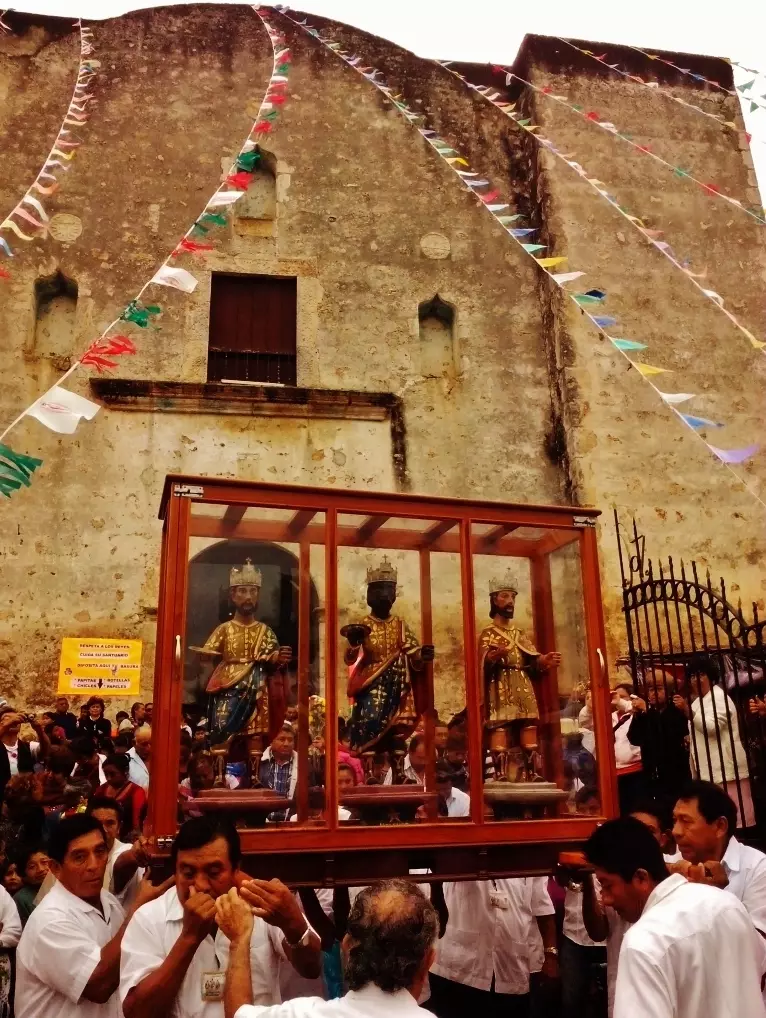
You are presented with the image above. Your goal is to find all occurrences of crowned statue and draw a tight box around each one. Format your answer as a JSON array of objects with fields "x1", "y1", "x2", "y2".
[
  {"x1": 196, "y1": 559, "x2": 291, "y2": 757},
  {"x1": 342, "y1": 556, "x2": 434, "y2": 777},
  {"x1": 479, "y1": 570, "x2": 561, "y2": 781}
]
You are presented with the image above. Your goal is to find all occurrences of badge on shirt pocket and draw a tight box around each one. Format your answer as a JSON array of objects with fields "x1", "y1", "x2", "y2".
[
  {"x1": 201, "y1": 971, "x2": 225, "y2": 1001},
  {"x1": 489, "y1": 891, "x2": 509, "y2": 909}
]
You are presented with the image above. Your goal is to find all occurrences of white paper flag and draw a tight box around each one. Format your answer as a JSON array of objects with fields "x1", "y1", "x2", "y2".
[
  {"x1": 150, "y1": 264, "x2": 199, "y2": 293},
  {"x1": 207, "y1": 190, "x2": 245, "y2": 208},
  {"x1": 551, "y1": 271, "x2": 586, "y2": 285},
  {"x1": 658, "y1": 392, "x2": 696, "y2": 406},
  {"x1": 26, "y1": 384, "x2": 100, "y2": 434}
]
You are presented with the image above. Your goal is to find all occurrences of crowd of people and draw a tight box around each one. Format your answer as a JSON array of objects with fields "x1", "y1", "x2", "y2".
[{"x1": 1, "y1": 651, "x2": 765, "y2": 1018}]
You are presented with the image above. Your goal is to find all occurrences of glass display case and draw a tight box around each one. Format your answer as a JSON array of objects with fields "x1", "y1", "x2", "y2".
[{"x1": 148, "y1": 476, "x2": 616, "y2": 883}]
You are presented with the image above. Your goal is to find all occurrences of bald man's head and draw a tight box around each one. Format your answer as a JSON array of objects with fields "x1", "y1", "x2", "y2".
[{"x1": 344, "y1": 878, "x2": 439, "y2": 996}]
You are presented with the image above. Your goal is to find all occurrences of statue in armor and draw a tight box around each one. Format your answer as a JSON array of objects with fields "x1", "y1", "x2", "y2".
[{"x1": 343, "y1": 556, "x2": 434, "y2": 777}]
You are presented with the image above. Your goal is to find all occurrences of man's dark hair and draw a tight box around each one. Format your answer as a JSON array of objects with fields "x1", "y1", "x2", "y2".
[
  {"x1": 585, "y1": 817, "x2": 668, "y2": 884},
  {"x1": 435, "y1": 764, "x2": 453, "y2": 784},
  {"x1": 70, "y1": 736, "x2": 97, "y2": 759},
  {"x1": 345, "y1": 879, "x2": 438, "y2": 992},
  {"x1": 685, "y1": 653, "x2": 719, "y2": 685},
  {"x1": 677, "y1": 780, "x2": 737, "y2": 839},
  {"x1": 48, "y1": 815, "x2": 106, "y2": 864},
  {"x1": 114, "y1": 731, "x2": 133, "y2": 751},
  {"x1": 87, "y1": 795, "x2": 123, "y2": 821},
  {"x1": 409, "y1": 733, "x2": 424, "y2": 755},
  {"x1": 104, "y1": 752, "x2": 130, "y2": 773},
  {"x1": 45, "y1": 745, "x2": 76, "y2": 777},
  {"x1": 630, "y1": 794, "x2": 674, "y2": 833},
  {"x1": 171, "y1": 816, "x2": 241, "y2": 868}
]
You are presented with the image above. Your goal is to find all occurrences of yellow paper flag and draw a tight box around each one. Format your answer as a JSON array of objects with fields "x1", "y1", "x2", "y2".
[
  {"x1": 445, "y1": 157, "x2": 469, "y2": 166},
  {"x1": 535, "y1": 256, "x2": 568, "y2": 268},
  {"x1": 633, "y1": 362, "x2": 668, "y2": 377},
  {"x1": 741, "y1": 327, "x2": 766, "y2": 350}
]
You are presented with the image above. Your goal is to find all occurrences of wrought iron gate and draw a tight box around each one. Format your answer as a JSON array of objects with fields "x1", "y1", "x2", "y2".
[{"x1": 615, "y1": 512, "x2": 766, "y2": 832}]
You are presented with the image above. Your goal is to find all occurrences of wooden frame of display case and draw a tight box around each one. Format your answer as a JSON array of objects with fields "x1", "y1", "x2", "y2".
[{"x1": 148, "y1": 475, "x2": 617, "y2": 883}]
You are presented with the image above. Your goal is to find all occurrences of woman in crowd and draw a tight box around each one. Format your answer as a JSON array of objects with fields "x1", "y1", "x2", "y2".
[
  {"x1": 76, "y1": 697, "x2": 112, "y2": 745},
  {"x1": 130, "y1": 702, "x2": 146, "y2": 728},
  {"x1": 96, "y1": 752, "x2": 147, "y2": 841}
]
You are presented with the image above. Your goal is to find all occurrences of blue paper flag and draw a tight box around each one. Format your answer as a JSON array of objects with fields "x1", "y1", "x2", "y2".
[
  {"x1": 590, "y1": 315, "x2": 617, "y2": 328},
  {"x1": 679, "y1": 413, "x2": 724, "y2": 431},
  {"x1": 509, "y1": 228, "x2": 536, "y2": 237},
  {"x1": 610, "y1": 338, "x2": 647, "y2": 351}
]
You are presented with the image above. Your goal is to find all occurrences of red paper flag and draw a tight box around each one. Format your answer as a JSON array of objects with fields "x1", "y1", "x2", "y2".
[
  {"x1": 254, "y1": 121, "x2": 272, "y2": 134},
  {"x1": 0, "y1": 268, "x2": 10, "y2": 280},
  {"x1": 541, "y1": 86, "x2": 553, "y2": 94},
  {"x1": 479, "y1": 189, "x2": 501, "y2": 204},
  {"x1": 703, "y1": 182, "x2": 721, "y2": 194},
  {"x1": 173, "y1": 238, "x2": 215, "y2": 256},
  {"x1": 491, "y1": 64, "x2": 505, "y2": 75},
  {"x1": 267, "y1": 92, "x2": 287, "y2": 105},
  {"x1": 586, "y1": 111, "x2": 600, "y2": 120},
  {"x1": 226, "y1": 171, "x2": 254, "y2": 189},
  {"x1": 80, "y1": 335, "x2": 137, "y2": 373},
  {"x1": 636, "y1": 144, "x2": 652, "y2": 153}
]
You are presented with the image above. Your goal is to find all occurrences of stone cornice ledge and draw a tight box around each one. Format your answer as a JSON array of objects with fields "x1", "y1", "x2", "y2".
[{"x1": 89, "y1": 379, "x2": 398, "y2": 423}]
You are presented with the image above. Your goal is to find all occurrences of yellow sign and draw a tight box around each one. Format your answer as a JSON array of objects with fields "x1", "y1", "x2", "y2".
[{"x1": 58, "y1": 638, "x2": 142, "y2": 696}]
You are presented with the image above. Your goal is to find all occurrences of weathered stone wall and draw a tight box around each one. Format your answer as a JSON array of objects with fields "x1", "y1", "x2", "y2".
[{"x1": 0, "y1": 10, "x2": 762, "y2": 716}]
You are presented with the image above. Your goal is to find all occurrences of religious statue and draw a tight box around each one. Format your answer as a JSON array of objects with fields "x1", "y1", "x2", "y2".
[
  {"x1": 479, "y1": 571, "x2": 561, "y2": 782},
  {"x1": 342, "y1": 556, "x2": 434, "y2": 779},
  {"x1": 196, "y1": 559, "x2": 291, "y2": 780}
]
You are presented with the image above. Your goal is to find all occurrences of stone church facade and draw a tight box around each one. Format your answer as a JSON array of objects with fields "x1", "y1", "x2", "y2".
[{"x1": 0, "y1": 7, "x2": 764, "y2": 709}]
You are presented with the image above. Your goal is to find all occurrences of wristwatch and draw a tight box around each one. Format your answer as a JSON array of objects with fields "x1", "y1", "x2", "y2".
[
  {"x1": 285, "y1": 923, "x2": 312, "y2": 949},
  {"x1": 544, "y1": 947, "x2": 559, "y2": 957}
]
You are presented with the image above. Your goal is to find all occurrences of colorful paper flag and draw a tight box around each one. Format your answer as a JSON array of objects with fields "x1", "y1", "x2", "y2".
[
  {"x1": 633, "y1": 362, "x2": 668, "y2": 377},
  {"x1": 150, "y1": 265, "x2": 199, "y2": 293},
  {"x1": 535, "y1": 256, "x2": 567, "y2": 268},
  {"x1": 609, "y1": 338, "x2": 647, "y2": 351},
  {"x1": 706, "y1": 443, "x2": 759, "y2": 464},
  {"x1": 590, "y1": 315, "x2": 617, "y2": 328},
  {"x1": 207, "y1": 191, "x2": 245, "y2": 208},
  {"x1": 658, "y1": 392, "x2": 695, "y2": 405},
  {"x1": 551, "y1": 271, "x2": 585, "y2": 285},
  {"x1": 0, "y1": 442, "x2": 42, "y2": 497},
  {"x1": 679, "y1": 413, "x2": 724, "y2": 431},
  {"x1": 522, "y1": 243, "x2": 547, "y2": 253},
  {"x1": 26, "y1": 384, "x2": 100, "y2": 435}
]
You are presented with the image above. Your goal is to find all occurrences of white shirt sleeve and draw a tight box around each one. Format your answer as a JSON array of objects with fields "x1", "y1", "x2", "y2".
[
  {"x1": 0, "y1": 885, "x2": 21, "y2": 948},
  {"x1": 739, "y1": 859, "x2": 766, "y2": 935},
  {"x1": 29, "y1": 741, "x2": 40, "y2": 761},
  {"x1": 119, "y1": 907, "x2": 166, "y2": 1003},
  {"x1": 234, "y1": 1001, "x2": 320, "y2": 1018},
  {"x1": 530, "y1": 877, "x2": 555, "y2": 917},
  {"x1": 21, "y1": 918, "x2": 102, "y2": 1003},
  {"x1": 614, "y1": 940, "x2": 675, "y2": 1018}
]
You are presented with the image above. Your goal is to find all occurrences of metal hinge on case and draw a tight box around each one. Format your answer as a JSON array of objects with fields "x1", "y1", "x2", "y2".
[
  {"x1": 173, "y1": 484, "x2": 204, "y2": 498},
  {"x1": 573, "y1": 516, "x2": 596, "y2": 528}
]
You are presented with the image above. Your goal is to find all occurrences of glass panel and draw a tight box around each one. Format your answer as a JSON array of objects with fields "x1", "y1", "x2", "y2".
[
  {"x1": 335, "y1": 512, "x2": 469, "y2": 825},
  {"x1": 181, "y1": 505, "x2": 326, "y2": 829},
  {"x1": 471, "y1": 523, "x2": 599, "y2": 820}
]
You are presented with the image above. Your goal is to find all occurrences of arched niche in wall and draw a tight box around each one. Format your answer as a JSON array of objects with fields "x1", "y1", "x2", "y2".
[
  {"x1": 34, "y1": 270, "x2": 77, "y2": 359},
  {"x1": 417, "y1": 294, "x2": 456, "y2": 379},
  {"x1": 236, "y1": 147, "x2": 277, "y2": 223}
]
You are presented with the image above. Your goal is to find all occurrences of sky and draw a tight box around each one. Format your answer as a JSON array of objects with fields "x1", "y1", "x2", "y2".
[{"x1": 4, "y1": 0, "x2": 766, "y2": 191}]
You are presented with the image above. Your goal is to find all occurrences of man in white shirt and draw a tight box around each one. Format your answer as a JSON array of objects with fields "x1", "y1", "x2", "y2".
[
  {"x1": 0, "y1": 707, "x2": 48, "y2": 804},
  {"x1": 429, "y1": 877, "x2": 557, "y2": 1017},
  {"x1": 88, "y1": 796, "x2": 148, "y2": 908},
  {"x1": 585, "y1": 815, "x2": 766, "y2": 1018},
  {"x1": 216, "y1": 877, "x2": 438, "y2": 1018},
  {"x1": 435, "y1": 766, "x2": 470, "y2": 818},
  {"x1": 128, "y1": 725, "x2": 151, "y2": 790},
  {"x1": 672, "y1": 779, "x2": 766, "y2": 934},
  {"x1": 685, "y1": 654, "x2": 753, "y2": 826},
  {"x1": 15, "y1": 813, "x2": 164, "y2": 1018},
  {"x1": 120, "y1": 815, "x2": 322, "y2": 1018}
]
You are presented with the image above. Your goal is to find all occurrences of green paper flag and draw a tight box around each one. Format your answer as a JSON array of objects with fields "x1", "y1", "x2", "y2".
[
  {"x1": 522, "y1": 243, "x2": 546, "y2": 253},
  {"x1": 738, "y1": 79, "x2": 755, "y2": 92},
  {"x1": 200, "y1": 214, "x2": 228, "y2": 227},
  {"x1": 574, "y1": 293, "x2": 603, "y2": 305},
  {"x1": 122, "y1": 302, "x2": 161, "y2": 328},
  {"x1": 0, "y1": 442, "x2": 43, "y2": 497},
  {"x1": 517, "y1": 118, "x2": 532, "y2": 126},
  {"x1": 610, "y1": 338, "x2": 647, "y2": 351},
  {"x1": 237, "y1": 151, "x2": 262, "y2": 172},
  {"x1": 276, "y1": 62, "x2": 291, "y2": 74},
  {"x1": 751, "y1": 101, "x2": 760, "y2": 113},
  {"x1": 572, "y1": 104, "x2": 583, "y2": 111},
  {"x1": 674, "y1": 168, "x2": 690, "y2": 178}
]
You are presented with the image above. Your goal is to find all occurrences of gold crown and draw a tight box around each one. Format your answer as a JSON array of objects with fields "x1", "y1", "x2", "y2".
[
  {"x1": 489, "y1": 570, "x2": 518, "y2": 595},
  {"x1": 230, "y1": 558, "x2": 262, "y2": 587},
  {"x1": 366, "y1": 556, "x2": 397, "y2": 585}
]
